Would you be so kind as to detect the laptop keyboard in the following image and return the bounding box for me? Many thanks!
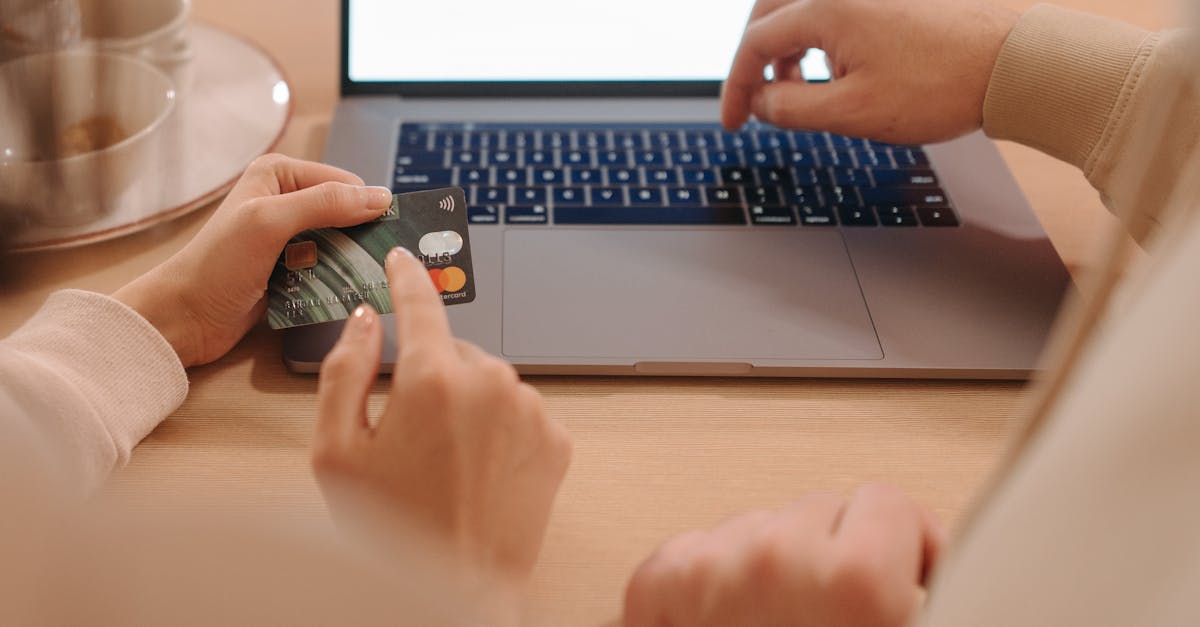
[392,122,959,228]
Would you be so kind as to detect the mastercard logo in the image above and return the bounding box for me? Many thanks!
[428,266,467,293]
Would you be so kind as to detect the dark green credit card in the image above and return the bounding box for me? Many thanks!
[267,187,475,329]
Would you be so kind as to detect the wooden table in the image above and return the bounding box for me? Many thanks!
[0,1,1173,623]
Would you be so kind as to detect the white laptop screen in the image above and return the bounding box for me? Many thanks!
[347,0,809,84]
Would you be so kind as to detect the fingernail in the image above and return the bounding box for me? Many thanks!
[386,246,414,268]
[364,186,393,211]
[345,304,376,338]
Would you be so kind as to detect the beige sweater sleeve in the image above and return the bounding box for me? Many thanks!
[0,290,188,496]
[918,6,1200,627]
[983,4,1200,245]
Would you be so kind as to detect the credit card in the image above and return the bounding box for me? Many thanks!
[267,187,475,329]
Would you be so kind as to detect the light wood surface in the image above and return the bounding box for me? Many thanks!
[0,1,1173,624]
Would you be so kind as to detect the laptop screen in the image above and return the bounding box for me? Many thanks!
[342,0,829,95]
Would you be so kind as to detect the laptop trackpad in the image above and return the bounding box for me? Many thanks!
[502,230,882,361]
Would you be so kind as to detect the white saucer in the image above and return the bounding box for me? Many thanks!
[11,23,292,252]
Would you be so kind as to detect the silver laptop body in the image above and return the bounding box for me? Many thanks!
[284,0,1071,379]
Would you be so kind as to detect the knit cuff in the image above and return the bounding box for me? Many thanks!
[983,4,1157,171]
[6,289,188,466]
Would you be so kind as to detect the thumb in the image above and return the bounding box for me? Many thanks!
[257,182,393,245]
[751,78,859,133]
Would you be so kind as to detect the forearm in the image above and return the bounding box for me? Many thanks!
[983,4,1197,246]
[0,290,188,496]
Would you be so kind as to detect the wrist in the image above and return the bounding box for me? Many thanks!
[112,270,201,368]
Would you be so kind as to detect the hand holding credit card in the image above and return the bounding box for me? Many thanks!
[268,187,476,329]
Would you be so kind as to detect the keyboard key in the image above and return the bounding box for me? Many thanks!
[543,131,569,149]
[815,147,853,166]
[894,147,930,167]
[826,167,869,186]
[681,168,718,185]
[745,185,783,206]
[613,131,645,149]
[787,150,816,167]
[563,150,592,166]
[823,185,861,207]
[394,169,453,186]
[396,151,445,167]
[758,131,789,150]
[645,167,677,184]
[514,187,548,205]
[860,188,949,207]
[704,186,742,207]
[917,206,960,227]
[579,131,605,149]
[398,127,428,148]
[671,150,702,166]
[683,130,716,149]
[876,205,918,226]
[785,186,821,206]
[747,150,780,166]
[532,168,565,184]
[506,205,549,224]
[791,167,821,186]
[667,187,703,207]
[758,167,792,184]
[650,130,681,149]
[475,131,502,149]
[609,168,638,184]
[721,166,753,184]
[476,187,509,204]
[838,206,878,226]
[526,150,554,166]
[749,204,795,225]
[599,150,630,166]
[870,168,939,187]
[553,187,587,206]
[459,167,490,185]
[720,132,750,149]
[790,133,820,149]
[507,131,534,149]
[496,168,527,185]
[433,131,466,149]
[710,150,742,166]
[452,150,484,166]
[798,205,837,226]
[852,148,883,167]
[570,168,601,184]
[592,187,626,206]
[629,187,664,205]
[554,206,746,226]
[634,150,667,166]
[828,134,860,149]
[489,150,517,166]
[468,205,501,224]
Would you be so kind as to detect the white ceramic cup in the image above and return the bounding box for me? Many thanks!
[0,50,176,226]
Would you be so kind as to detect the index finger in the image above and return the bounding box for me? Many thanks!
[385,247,454,357]
[722,0,823,129]
[239,154,367,196]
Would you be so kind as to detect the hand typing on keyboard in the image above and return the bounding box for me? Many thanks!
[721,0,1019,145]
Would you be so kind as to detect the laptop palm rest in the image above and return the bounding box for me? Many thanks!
[501,230,883,362]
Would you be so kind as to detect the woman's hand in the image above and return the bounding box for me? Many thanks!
[311,247,572,588]
[113,154,393,367]
[624,485,945,627]
[722,0,1019,144]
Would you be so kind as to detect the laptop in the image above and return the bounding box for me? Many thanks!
[284,0,1073,379]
